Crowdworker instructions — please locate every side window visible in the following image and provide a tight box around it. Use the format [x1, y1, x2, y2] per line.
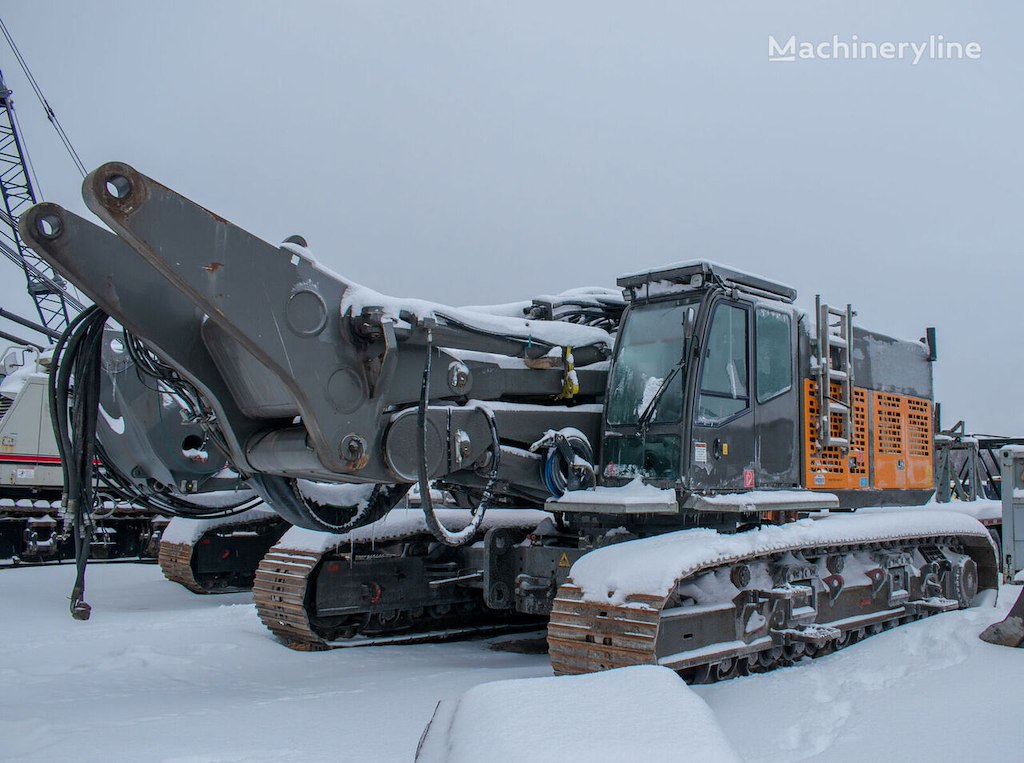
[697, 303, 749, 424]
[756, 308, 792, 403]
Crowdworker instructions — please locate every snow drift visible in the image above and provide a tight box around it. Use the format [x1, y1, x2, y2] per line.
[415, 664, 743, 763]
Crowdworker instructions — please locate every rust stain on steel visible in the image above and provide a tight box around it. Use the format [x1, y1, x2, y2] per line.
[341, 454, 370, 472]
[203, 262, 224, 273]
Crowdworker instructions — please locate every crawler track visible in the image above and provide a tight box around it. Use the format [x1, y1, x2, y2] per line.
[158, 516, 290, 594]
[548, 590, 663, 674]
[253, 547, 323, 646]
[549, 518, 997, 682]
[550, 579, 948, 681]
[158, 541, 206, 593]
[254, 539, 544, 650]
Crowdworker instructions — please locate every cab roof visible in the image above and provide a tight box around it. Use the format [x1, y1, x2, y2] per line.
[617, 260, 797, 304]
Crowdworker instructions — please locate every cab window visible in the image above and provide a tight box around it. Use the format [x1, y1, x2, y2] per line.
[755, 308, 792, 403]
[697, 303, 749, 424]
[606, 299, 694, 426]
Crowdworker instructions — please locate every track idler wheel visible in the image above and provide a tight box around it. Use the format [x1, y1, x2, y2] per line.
[951, 556, 979, 608]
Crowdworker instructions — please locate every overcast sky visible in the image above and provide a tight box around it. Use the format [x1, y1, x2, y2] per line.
[1, 2, 1021, 434]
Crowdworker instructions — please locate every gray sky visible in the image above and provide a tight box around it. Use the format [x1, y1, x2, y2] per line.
[2, 2, 1021, 434]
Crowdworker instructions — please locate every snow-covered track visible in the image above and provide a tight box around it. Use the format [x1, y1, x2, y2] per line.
[549, 511, 997, 680]
[158, 514, 290, 594]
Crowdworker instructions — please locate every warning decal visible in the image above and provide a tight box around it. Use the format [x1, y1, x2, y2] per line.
[694, 442, 707, 464]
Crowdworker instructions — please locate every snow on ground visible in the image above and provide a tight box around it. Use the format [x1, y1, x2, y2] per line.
[3, 563, 1024, 762]
[696, 587, 1024, 762]
[0, 564, 550, 763]
[416, 665, 741, 763]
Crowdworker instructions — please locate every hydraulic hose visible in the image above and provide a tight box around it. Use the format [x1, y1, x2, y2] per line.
[49, 305, 108, 620]
[417, 327, 495, 547]
[543, 432, 596, 497]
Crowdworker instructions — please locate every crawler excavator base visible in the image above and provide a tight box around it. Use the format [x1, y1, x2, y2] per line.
[549, 511, 997, 681]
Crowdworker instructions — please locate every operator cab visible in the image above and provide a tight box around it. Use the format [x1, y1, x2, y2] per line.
[601, 261, 802, 497]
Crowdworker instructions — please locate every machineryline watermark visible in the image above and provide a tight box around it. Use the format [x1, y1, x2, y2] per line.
[768, 34, 982, 64]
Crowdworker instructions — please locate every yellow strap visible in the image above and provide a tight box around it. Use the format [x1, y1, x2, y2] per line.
[558, 345, 579, 400]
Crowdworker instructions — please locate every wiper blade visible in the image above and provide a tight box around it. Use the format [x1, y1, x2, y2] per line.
[636, 362, 682, 432]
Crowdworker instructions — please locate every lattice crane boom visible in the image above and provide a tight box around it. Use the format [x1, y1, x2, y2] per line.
[0, 67, 72, 339]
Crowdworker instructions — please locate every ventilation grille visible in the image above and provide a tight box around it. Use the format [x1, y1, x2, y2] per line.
[906, 397, 932, 458]
[875, 393, 904, 455]
[805, 380, 868, 488]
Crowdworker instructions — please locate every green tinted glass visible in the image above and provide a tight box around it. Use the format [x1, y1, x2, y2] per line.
[756, 307, 792, 403]
[602, 434, 681, 481]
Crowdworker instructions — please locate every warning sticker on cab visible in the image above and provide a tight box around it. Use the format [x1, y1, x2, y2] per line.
[694, 442, 707, 464]
[558, 552, 571, 568]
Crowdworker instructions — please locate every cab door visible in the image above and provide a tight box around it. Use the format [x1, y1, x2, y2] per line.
[752, 305, 799, 486]
[689, 299, 755, 491]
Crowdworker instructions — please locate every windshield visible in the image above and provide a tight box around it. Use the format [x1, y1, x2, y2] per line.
[606, 299, 695, 426]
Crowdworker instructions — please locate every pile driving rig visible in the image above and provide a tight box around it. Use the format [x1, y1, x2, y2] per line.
[20, 162, 996, 676]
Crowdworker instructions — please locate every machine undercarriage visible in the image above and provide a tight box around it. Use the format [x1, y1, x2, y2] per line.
[254, 511, 549, 649]
[549, 513, 994, 680]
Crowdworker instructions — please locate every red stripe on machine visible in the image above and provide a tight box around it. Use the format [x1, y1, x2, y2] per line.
[0, 454, 62, 465]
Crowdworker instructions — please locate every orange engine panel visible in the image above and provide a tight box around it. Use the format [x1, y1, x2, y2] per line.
[803, 380, 932, 492]
[871, 391, 933, 489]
[804, 379, 868, 490]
